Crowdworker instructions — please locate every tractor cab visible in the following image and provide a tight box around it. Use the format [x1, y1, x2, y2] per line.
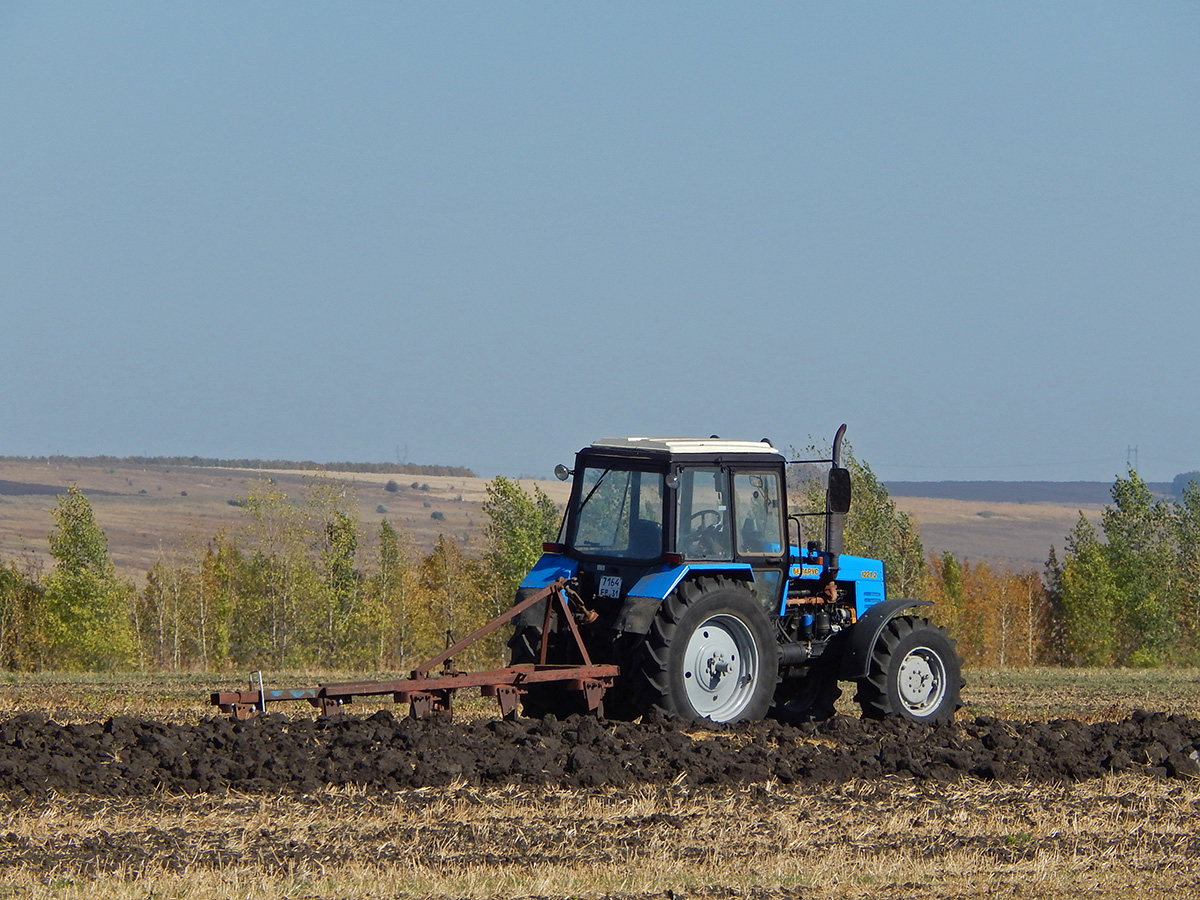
[548, 437, 792, 617]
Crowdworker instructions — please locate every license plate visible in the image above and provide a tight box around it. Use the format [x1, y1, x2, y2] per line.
[598, 575, 622, 599]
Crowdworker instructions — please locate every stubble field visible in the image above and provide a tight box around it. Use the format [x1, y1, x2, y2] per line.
[0, 669, 1198, 900]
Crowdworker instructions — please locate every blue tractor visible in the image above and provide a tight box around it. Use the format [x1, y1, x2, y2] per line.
[509, 426, 963, 724]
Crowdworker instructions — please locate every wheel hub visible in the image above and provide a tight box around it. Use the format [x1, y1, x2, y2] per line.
[682, 614, 759, 722]
[896, 647, 947, 716]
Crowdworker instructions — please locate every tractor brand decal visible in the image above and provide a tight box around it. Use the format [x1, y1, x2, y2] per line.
[790, 566, 820, 578]
[861, 570, 880, 579]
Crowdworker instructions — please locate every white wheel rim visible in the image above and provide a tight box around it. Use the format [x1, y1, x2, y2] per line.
[682, 614, 759, 722]
[896, 646, 947, 717]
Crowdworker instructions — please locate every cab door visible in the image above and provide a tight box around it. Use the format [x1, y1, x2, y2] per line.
[730, 469, 787, 614]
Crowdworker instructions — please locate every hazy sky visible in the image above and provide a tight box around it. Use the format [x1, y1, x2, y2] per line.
[3, 3, 1197, 482]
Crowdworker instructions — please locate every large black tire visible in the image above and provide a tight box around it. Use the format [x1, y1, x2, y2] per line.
[855, 616, 963, 724]
[770, 660, 842, 724]
[636, 576, 779, 723]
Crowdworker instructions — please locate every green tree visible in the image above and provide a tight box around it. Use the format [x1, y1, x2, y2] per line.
[319, 509, 362, 666]
[1102, 468, 1175, 664]
[933, 551, 971, 648]
[43, 485, 134, 670]
[483, 476, 561, 602]
[1171, 481, 1200, 663]
[198, 533, 238, 669]
[0, 557, 45, 670]
[417, 535, 494, 668]
[846, 456, 925, 599]
[1058, 513, 1117, 666]
[364, 519, 415, 667]
[789, 439, 926, 600]
[137, 556, 192, 671]
[231, 480, 322, 668]
[1042, 545, 1068, 664]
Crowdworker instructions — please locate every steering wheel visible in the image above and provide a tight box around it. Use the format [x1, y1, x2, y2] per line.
[680, 509, 723, 557]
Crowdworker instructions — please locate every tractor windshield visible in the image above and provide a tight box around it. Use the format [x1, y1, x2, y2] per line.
[569, 465, 664, 560]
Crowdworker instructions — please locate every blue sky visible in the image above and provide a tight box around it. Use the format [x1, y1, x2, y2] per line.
[2, 3, 1197, 481]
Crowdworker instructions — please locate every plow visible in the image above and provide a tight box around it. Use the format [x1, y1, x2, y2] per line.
[212, 578, 618, 720]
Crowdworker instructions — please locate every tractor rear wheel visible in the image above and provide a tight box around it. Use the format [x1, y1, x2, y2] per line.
[636, 576, 778, 723]
[855, 616, 962, 724]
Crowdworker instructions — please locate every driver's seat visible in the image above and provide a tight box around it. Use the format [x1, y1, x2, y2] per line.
[628, 518, 662, 558]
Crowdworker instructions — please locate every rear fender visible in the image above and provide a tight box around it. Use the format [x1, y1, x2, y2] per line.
[840, 597, 934, 679]
[613, 563, 753, 635]
[519, 553, 579, 590]
[513, 554, 579, 633]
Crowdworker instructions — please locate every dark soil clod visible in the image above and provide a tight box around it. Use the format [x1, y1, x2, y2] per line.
[1, 710, 1197, 798]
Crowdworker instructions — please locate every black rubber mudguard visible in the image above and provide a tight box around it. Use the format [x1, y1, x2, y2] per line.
[839, 597, 934, 680]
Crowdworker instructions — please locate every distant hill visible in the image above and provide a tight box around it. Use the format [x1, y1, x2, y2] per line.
[0, 455, 475, 478]
[885, 481, 1173, 505]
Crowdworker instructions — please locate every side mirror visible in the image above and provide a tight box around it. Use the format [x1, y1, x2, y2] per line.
[827, 467, 851, 514]
[554, 464, 572, 482]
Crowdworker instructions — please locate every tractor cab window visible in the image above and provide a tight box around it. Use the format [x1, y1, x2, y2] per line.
[675, 467, 732, 561]
[733, 471, 783, 556]
[570, 466, 664, 560]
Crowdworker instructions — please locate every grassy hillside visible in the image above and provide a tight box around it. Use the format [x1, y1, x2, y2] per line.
[886, 480, 1173, 504]
[0, 458, 1100, 581]
[0, 458, 567, 583]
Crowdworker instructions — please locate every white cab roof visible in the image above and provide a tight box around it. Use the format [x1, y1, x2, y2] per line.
[590, 437, 783, 457]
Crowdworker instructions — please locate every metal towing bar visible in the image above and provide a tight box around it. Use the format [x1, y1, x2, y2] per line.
[211, 578, 618, 720]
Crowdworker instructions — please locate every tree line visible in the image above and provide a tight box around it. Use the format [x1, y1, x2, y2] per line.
[0, 455, 475, 477]
[1, 457, 1196, 673]
[796, 445, 1200, 669]
[0, 477, 555, 673]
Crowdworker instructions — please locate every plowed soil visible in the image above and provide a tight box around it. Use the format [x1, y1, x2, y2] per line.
[2, 708, 1198, 799]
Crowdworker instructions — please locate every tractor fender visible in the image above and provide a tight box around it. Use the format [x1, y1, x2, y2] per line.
[519, 553, 579, 590]
[840, 597, 935, 680]
[613, 564, 754, 635]
[512, 554, 579, 633]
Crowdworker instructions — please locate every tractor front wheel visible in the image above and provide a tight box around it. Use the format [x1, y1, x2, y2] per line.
[636, 577, 778, 723]
[855, 616, 963, 724]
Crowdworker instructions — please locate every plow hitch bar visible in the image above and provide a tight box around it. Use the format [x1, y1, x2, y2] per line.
[211, 578, 618, 721]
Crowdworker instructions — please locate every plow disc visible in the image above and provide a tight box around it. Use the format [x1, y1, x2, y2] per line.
[211, 579, 618, 720]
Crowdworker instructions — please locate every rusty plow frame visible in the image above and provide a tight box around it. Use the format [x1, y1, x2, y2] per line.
[211, 578, 617, 721]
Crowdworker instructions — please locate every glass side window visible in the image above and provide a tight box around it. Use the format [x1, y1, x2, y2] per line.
[733, 471, 783, 556]
[675, 467, 732, 560]
[571, 467, 664, 559]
